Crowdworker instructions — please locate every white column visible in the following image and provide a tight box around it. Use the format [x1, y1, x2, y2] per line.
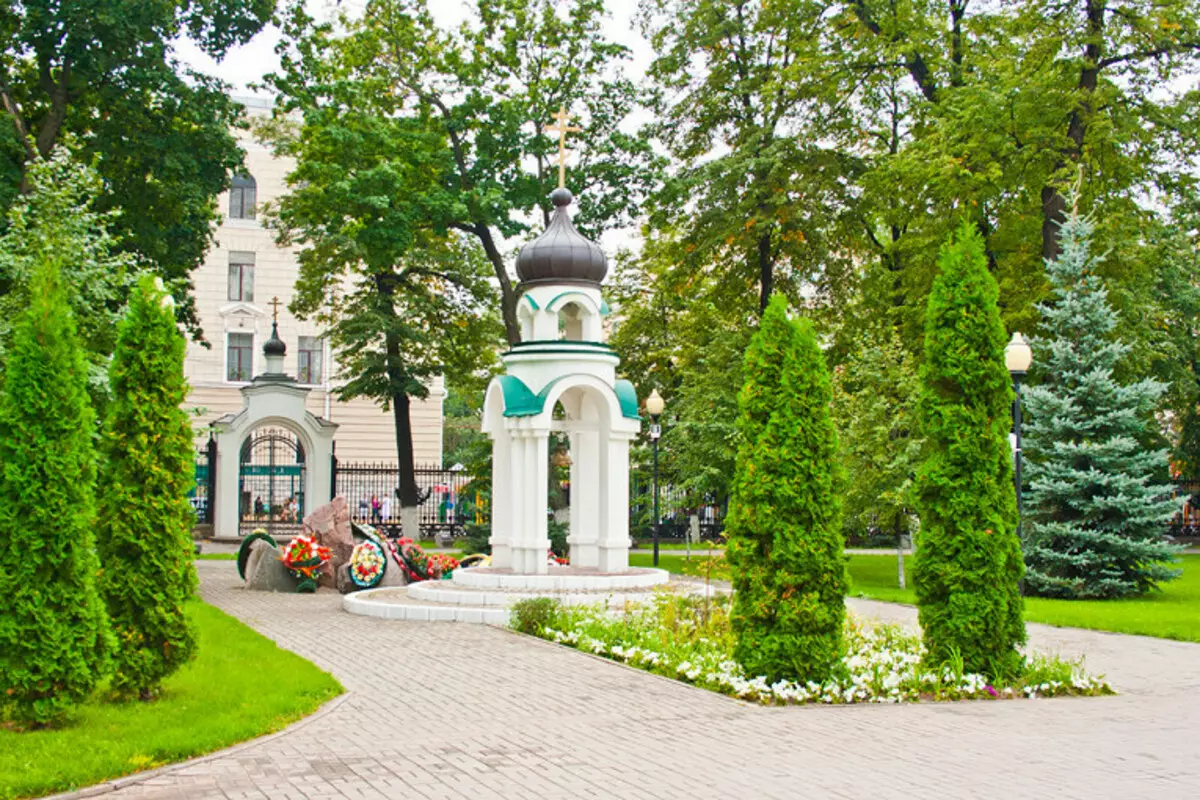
[508, 429, 549, 573]
[488, 426, 513, 568]
[597, 433, 633, 573]
[568, 428, 601, 568]
[214, 429, 242, 539]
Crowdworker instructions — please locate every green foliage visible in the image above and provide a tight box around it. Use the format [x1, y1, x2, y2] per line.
[268, 0, 661, 343]
[725, 294, 848, 684]
[269, 93, 502, 515]
[0, 261, 111, 726]
[96, 277, 200, 698]
[0, 1, 271, 330]
[509, 597, 563, 636]
[833, 324, 922, 543]
[0, 601, 342, 800]
[913, 221, 1025, 680]
[1021, 209, 1181, 598]
[0, 147, 136, 393]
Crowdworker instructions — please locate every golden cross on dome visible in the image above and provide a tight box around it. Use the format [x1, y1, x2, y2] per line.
[269, 296, 282, 323]
[548, 106, 582, 189]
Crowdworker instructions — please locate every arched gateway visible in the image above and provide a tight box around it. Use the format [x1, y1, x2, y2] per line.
[211, 318, 337, 539]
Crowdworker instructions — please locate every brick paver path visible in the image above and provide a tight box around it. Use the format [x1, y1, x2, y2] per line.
[96, 562, 1200, 799]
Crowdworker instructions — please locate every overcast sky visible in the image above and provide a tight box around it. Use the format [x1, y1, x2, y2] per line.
[175, 0, 650, 97]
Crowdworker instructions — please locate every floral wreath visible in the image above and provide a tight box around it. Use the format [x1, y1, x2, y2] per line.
[280, 534, 332, 593]
[348, 540, 387, 588]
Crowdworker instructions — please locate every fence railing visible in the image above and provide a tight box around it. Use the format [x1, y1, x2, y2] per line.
[332, 460, 484, 538]
[629, 478, 727, 542]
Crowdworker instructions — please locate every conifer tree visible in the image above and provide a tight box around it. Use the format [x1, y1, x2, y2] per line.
[1022, 210, 1180, 598]
[726, 294, 848, 683]
[913, 221, 1025, 679]
[0, 261, 111, 726]
[97, 276, 199, 699]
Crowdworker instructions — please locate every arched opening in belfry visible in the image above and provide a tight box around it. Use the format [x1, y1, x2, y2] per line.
[558, 301, 585, 341]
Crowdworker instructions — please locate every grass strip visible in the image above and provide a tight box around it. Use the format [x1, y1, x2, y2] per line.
[0, 601, 342, 799]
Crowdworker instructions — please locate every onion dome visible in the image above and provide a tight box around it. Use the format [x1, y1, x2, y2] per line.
[263, 321, 286, 356]
[515, 188, 607, 287]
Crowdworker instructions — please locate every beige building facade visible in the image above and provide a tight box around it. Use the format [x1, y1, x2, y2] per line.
[185, 98, 444, 465]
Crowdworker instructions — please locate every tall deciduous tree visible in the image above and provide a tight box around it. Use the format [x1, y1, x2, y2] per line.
[641, 0, 854, 314]
[0, 146, 134, 393]
[1022, 208, 1181, 598]
[833, 324, 921, 576]
[0, 260, 111, 726]
[268, 0, 660, 345]
[726, 294, 847, 684]
[96, 276, 199, 700]
[913, 221, 1025, 679]
[268, 102, 500, 535]
[0, 0, 273, 329]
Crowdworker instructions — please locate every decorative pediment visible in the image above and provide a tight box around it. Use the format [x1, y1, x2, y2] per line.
[219, 301, 266, 320]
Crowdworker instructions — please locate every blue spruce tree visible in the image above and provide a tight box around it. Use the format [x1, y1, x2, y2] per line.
[1022, 207, 1181, 598]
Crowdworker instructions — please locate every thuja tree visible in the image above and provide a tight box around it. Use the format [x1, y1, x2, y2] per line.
[726, 294, 848, 684]
[1022, 210, 1180, 598]
[913, 221, 1025, 679]
[96, 276, 198, 699]
[0, 261, 111, 725]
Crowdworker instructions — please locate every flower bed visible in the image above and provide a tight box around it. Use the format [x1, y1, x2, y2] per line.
[511, 592, 1112, 705]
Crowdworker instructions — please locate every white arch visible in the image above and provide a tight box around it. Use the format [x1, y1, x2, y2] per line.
[544, 290, 602, 316]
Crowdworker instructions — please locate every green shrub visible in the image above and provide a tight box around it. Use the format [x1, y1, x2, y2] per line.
[509, 597, 563, 636]
[0, 261, 112, 726]
[725, 294, 848, 684]
[548, 518, 568, 559]
[913, 221, 1025, 679]
[96, 277, 198, 699]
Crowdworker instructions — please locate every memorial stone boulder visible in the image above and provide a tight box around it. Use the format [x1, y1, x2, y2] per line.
[303, 496, 354, 587]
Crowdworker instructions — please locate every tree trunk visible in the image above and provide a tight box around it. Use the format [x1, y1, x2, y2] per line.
[390, 390, 421, 541]
[1041, 0, 1104, 261]
[895, 517, 906, 590]
[374, 272, 423, 541]
[474, 222, 521, 345]
[757, 231, 774, 314]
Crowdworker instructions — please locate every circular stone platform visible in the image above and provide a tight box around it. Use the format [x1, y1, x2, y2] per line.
[343, 565, 673, 624]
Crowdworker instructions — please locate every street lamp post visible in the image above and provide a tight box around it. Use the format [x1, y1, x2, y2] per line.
[646, 389, 665, 567]
[1006, 333, 1033, 545]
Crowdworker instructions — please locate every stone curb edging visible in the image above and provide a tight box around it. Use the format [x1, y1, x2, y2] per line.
[41, 693, 352, 800]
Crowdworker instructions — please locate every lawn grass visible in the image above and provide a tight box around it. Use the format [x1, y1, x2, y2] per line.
[195, 552, 236, 560]
[0, 601, 342, 800]
[634, 551, 1200, 643]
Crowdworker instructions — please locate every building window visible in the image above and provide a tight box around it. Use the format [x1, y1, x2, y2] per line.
[229, 173, 257, 219]
[227, 333, 253, 382]
[228, 252, 255, 302]
[298, 336, 323, 384]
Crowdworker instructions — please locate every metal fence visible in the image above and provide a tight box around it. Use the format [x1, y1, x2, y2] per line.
[332, 460, 485, 538]
[629, 478, 727, 542]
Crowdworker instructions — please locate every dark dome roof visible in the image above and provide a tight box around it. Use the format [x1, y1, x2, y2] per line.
[515, 188, 607, 288]
[263, 322, 286, 357]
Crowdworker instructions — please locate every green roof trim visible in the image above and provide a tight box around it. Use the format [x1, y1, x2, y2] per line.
[523, 294, 540, 310]
[497, 375, 543, 417]
[545, 290, 600, 314]
[613, 379, 641, 420]
[600, 298, 611, 316]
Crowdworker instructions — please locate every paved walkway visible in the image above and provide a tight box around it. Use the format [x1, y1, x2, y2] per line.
[96, 561, 1200, 799]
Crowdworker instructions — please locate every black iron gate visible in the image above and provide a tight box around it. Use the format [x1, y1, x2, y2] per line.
[239, 428, 306, 537]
